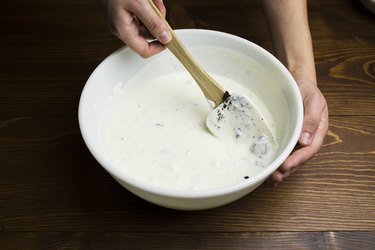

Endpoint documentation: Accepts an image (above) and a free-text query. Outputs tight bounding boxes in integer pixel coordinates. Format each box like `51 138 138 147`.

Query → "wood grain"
0 0 374 248
0 117 373 232
1 232 374 250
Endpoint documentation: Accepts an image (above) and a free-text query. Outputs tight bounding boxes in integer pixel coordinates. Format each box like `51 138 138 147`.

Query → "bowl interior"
79 29 303 197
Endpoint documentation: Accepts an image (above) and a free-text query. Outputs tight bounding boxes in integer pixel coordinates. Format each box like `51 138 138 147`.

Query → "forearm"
261 0 316 85
262 1 328 186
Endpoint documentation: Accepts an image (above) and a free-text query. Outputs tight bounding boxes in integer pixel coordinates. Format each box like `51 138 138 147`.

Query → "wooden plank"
0 0 374 248
0 232 374 250
1 1 373 117
314 39 375 116
0 116 374 232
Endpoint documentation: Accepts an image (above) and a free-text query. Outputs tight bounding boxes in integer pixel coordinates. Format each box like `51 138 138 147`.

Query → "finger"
128 0 171 44
283 105 328 171
153 0 167 17
133 16 153 39
137 0 167 39
268 170 283 186
115 10 166 58
299 89 326 146
270 105 329 185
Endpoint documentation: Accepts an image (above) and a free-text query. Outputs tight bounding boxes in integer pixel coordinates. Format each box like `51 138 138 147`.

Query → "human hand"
269 79 329 186
99 0 171 58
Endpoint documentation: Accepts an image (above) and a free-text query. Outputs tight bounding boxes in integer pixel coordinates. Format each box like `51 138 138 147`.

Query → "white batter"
102 70 279 191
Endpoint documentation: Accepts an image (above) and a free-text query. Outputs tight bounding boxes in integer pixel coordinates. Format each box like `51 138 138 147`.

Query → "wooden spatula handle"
148 0 225 107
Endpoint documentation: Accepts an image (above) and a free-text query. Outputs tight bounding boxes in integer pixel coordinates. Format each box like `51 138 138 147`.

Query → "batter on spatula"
206 93 278 167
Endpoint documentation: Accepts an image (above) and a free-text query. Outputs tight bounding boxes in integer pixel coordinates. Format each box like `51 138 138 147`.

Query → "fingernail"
300 132 312 145
158 30 171 44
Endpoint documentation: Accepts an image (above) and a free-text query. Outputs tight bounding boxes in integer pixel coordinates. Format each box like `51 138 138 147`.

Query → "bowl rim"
78 29 303 199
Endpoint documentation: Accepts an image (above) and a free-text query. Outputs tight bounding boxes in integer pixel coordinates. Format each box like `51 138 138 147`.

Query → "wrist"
289 67 317 87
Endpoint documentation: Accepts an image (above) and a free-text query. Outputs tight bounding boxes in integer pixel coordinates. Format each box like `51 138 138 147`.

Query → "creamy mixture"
102 70 279 191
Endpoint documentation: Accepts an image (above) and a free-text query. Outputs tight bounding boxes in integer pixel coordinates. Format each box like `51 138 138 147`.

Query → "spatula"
148 0 228 107
148 0 277 158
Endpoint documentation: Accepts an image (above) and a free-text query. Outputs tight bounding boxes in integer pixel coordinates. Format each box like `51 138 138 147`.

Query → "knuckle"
138 48 152 58
305 117 320 132
146 17 164 34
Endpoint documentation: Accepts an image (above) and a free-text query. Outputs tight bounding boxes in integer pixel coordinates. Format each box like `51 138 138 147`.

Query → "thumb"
300 118 319 146
133 0 171 44
299 90 326 146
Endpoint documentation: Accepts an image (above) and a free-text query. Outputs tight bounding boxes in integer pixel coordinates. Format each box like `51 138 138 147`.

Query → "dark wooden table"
1 0 374 249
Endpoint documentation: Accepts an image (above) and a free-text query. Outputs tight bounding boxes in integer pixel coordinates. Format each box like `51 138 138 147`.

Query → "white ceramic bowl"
360 0 375 14
79 29 303 210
